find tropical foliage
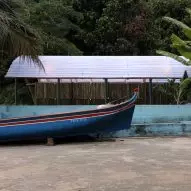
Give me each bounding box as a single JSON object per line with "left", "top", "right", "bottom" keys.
{"left": 0, "top": 0, "right": 42, "bottom": 65}
{"left": 21, "top": 0, "right": 83, "bottom": 55}
{"left": 75, "top": 0, "right": 152, "bottom": 55}
{"left": 1, "top": 0, "right": 191, "bottom": 104}
{"left": 156, "top": 8, "right": 191, "bottom": 104}
{"left": 157, "top": 8, "right": 191, "bottom": 65}
{"left": 155, "top": 77, "right": 191, "bottom": 104}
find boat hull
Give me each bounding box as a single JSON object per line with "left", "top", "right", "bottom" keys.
{"left": 0, "top": 93, "right": 137, "bottom": 142}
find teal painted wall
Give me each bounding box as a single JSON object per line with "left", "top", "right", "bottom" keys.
{"left": 132, "top": 105, "right": 191, "bottom": 124}
{"left": 0, "top": 105, "right": 190, "bottom": 124}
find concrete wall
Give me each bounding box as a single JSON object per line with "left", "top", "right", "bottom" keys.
{"left": 0, "top": 105, "right": 191, "bottom": 137}
{"left": 132, "top": 105, "right": 191, "bottom": 124}
{"left": 0, "top": 105, "right": 190, "bottom": 123}
{"left": 0, "top": 105, "right": 96, "bottom": 119}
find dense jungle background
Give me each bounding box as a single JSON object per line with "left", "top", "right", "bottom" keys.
{"left": 1, "top": 0, "right": 191, "bottom": 104}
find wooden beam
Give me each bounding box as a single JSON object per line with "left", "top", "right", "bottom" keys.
{"left": 46, "top": 137, "right": 55, "bottom": 146}
{"left": 57, "top": 79, "right": 61, "bottom": 105}
{"left": 149, "top": 78, "right": 153, "bottom": 104}
{"left": 126, "top": 79, "right": 130, "bottom": 98}
{"left": 14, "top": 78, "right": 17, "bottom": 105}
{"left": 104, "top": 78, "right": 109, "bottom": 103}
{"left": 34, "top": 82, "right": 37, "bottom": 105}
{"left": 25, "top": 79, "right": 36, "bottom": 104}
{"left": 70, "top": 81, "right": 74, "bottom": 105}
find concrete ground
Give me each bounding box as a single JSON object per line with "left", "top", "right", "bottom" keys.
{"left": 0, "top": 137, "right": 191, "bottom": 191}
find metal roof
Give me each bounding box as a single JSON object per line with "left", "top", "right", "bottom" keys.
{"left": 5, "top": 56, "right": 191, "bottom": 81}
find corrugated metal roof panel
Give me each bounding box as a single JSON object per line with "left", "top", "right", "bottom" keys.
{"left": 5, "top": 56, "right": 191, "bottom": 79}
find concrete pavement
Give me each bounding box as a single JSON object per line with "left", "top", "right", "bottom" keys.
{"left": 0, "top": 137, "right": 191, "bottom": 191}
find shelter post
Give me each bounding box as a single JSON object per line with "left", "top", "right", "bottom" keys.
{"left": 34, "top": 82, "right": 37, "bottom": 105}
{"left": 149, "top": 78, "right": 153, "bottom": 104}
{"left": 57, "top": 78, "right": 61, "bottom": 105}
{"left": 14, "top": 78, "right": 17, "bottom": 105}
{"left": 104, "top": 78, "right": 109, "bottom": 103}
{"left": 126, "top": 79, "right": 130, "bottom": 98}
{"left": 70, "top": 80, "right": 74, "bottom": 105}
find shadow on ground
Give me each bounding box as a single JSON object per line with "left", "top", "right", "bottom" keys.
{"left": 0, "top": 135, "right": 116, "bottom": 147}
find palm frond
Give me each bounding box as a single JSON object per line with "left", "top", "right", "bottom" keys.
{"left": 171, "top": 33, "right": 187, "bottom": 47}
{"left": 163, "top": 16, "right": 190, "bottom": 29}
{"left": 186, "top": 8, "right": 191, "bottom": 18}
{"left": 156, "top": 50, "right": 191, "bottom": 66}
{"left": 0, "top": 0, "right": 44, "bottom": 69}
{"left": 183, "top": 28, "right": 191, "bottom": 40}
{"left": 0, "top": 0, "right": 15, "bottom": 17}
{"left": 180, "top": 78, "right": 191, "bottom": 90}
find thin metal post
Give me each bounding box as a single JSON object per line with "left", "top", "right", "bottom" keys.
{"left": 14, "top": 78, "right": 17, "bottom": 105}
{"left": 34, "top": 82, "right": 37, "bottom": 105}
{"left": 104, "top": 78, "right": 109, "bottom": 103}
{"left": 70, "top": 81, "right": 73, "bottom": 105}
{"left": 126, "top": 79, "right": 130, "bottom": 98}
{"left": 57, "top": 78, "right": 61, "bottom": 105}
{"left": 149, "top": 78, "right": 152, "bottom": 104}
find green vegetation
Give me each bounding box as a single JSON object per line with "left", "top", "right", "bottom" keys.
{"left": 157, "top": 8, "right": 191, "bottom": 65}
{"left": 22, "top": 0, "right": 83, "bottom": 55}
{"left": 0, "top": 0, "right": 191, "bottom": 104}
{"left": 155, "top": 78, "right": 191, "bottom": 104}
{"left": 157, "top": 8, "right": 191, "bottom": 104}
{"left": 0, "top": 0, "right": 42, "bottom": 69}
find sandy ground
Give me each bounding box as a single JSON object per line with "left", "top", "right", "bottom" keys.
{"left": 0, "top": 137, "right": 191, "bottom": 191}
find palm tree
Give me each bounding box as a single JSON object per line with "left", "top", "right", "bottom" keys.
{"left": 0, "top": 0, "right": 43, "bottom": 68}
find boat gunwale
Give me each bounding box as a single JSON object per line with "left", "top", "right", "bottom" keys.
{"left": 0, "top": 92, "right": 137, "bottom": 123}
{"left": 0, "top": 102, "right": 136, "bottom": 127}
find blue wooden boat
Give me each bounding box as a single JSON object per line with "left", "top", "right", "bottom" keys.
{"left": 0, "top": 90, "right": 138, "bottom": 142}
